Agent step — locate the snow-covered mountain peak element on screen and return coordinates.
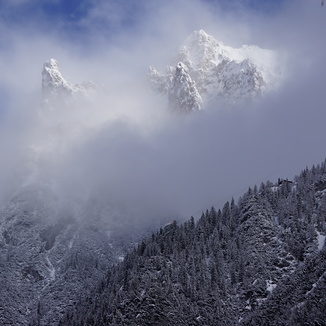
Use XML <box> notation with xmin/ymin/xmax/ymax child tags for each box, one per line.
<box><xmin>42</xmin><ymin>59</ymin><xmax>71</xmax><ymax>93</ymax></box>
<box><xmin>149</xmin><ymin>30</ymin><xmax>282</xmax><ymax>112</ymax></box>
<box><xmin>179</xmin><ymin>29</ymin><xmax>222</xmax><ymax>70</ymax></box>
<box><xmin>183</xmin><ymin>29</ymin><xmax>219</xmax><ymax>50</ymax></box>
<box><xmin>44</xmin><ymin>58</ymin><xmax>59</xmax><ymax>70</ymax></box>
<box><xmin>183</xmin><ymin>29</ymin><xmax>220</xmax><ymax>50</ymax></box>
<box><xmin>42</xmin><ymin>58</ymin><xmax>95</xmax><ymax>106</ymax></box>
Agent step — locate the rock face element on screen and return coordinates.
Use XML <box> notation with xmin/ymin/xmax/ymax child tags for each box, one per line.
<box><xmin>149</xmin><ymin>30</ymin><xmax>281</xmax><ymax>112</ymax></box>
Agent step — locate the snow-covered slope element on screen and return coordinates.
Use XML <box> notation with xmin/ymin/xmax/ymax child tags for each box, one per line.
<box><xmin>0</xmin><ymin>181</ymin><xmax>144</xmax><ymax>326</ymax></box>
<box><xmin>0</xmin><ymin>183</ymin><xmax>123</xmax><ymax>326</ymax></box>
<box><xmin>149</xmin><ymin>30</ymin><xmax>281</xmax><ymax>112</ymax></box>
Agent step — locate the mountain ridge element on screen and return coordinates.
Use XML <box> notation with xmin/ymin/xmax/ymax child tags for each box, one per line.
<box><xmin>149</xmin><ymin>30</ymin><xmax>281</xmax><ymax>112</ymax></box>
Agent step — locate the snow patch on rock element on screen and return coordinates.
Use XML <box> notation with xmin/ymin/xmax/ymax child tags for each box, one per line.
<box><xmin>316</xmin><ymin>230</ymin><xmax>325</xmax><ymax>251</ymax></box>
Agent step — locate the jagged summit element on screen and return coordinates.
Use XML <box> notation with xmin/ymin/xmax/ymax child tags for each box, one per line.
<box><xmin>179</xmin><ymin>29</ymin><xmax>222</xmax><ymax>70</ymax></box>
<box><xmin>149</xmin><ymin>30</ymin><xmax>281</xmax><ymax>112</ymax></box>
<box><xmin>42</xmin><ymin>59</ymin><xmax>73</xmax><ymax>95</ymax></box>
<box><xmin>42</xmin><ymin>58</ymin><xmax>94</xmax><ymax>105</ymax></box>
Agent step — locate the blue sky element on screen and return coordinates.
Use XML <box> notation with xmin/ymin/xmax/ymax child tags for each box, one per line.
<box><xmin>0</xmin><ymin>0</ymin><xmax>286</xmax><ymax>42</ymax></box>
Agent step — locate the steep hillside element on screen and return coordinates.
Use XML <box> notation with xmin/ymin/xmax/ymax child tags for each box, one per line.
<box><xmin>0</xmin><ymin>184</ymin><xmax>125</xmax><ymax>326</ymax></box>
<box><xmin>59</xmin><ymin>160</ymin><xmax>326</xmax><ymax>326</ymax></box>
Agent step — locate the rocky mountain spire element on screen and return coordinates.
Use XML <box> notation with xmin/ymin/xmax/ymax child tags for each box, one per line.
<box><xmin>168</xmin><ymin>62</ymin><xmax>203</xmax><ymax>112</ymax></box>
<box><xmin>42</xmin><ymin>59</ymin><xmax>73</xmax><ymax>96</ymax></box>
<box><xmin>41</xmin><ymin>59</ymin><xmax>94</xmax><ymax>106</ymax></box>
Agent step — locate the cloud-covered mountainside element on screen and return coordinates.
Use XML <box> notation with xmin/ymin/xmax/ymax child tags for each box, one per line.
<box><xmin>0</xmin><ymin>17</ymin><xmax>326</xmax><ymax>325</ymax></box>
<box><xmin>149</xmin><ymin>30</ymin><xmax>281</xmax><ymax>112</ymax></box>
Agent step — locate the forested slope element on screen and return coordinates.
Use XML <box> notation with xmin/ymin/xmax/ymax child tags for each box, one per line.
<box><xmin>60</xmin><ymin>160</ymin><xmax>326</xmax><ymax>326</ymax></box>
